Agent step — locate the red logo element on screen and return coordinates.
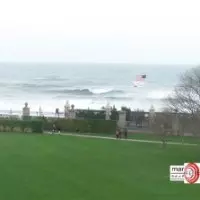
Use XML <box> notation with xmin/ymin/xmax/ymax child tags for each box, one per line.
<box><xmin>184</xmin><ymin>163</ymin><xmax>200</xmax><ymax>184</ymax></box>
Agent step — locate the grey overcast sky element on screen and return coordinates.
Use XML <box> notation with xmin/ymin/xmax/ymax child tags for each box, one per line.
<box><xmin>0</xmin><ymin>0</ymin><xmax>200</xmax><ymax>65</ymax></box>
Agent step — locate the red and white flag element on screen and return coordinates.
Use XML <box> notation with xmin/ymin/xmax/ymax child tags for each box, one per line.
<box><xmin>133</xmin><ymin>74</ymin><xmax>146</xmax><ymax>87</ymax></box>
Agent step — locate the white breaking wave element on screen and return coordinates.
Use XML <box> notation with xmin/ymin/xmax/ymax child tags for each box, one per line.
<box><xmin>90</xmin><ymin>88</ymin><xmax>114</xmax><ymax>94</ymax></box>
<box><xmin>147</xmin><ymin>89</ymin><xmax>173</xmax><ymax>99</ymax></box>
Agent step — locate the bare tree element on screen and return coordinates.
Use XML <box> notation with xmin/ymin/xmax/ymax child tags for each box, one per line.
<box><xmin>165</xmin><ymin>66</ymin><xmax>200</xmax><ymax>136</ymax></box>
<box><xmin>149</xmin><ymin>109</ymin><xmax>173</xmax><ymax>148</ymax></box>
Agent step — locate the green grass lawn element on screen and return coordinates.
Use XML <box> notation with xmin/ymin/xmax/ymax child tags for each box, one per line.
<box><xmin>0</xmin><ymin>133</ymin><xmax>199</xmax><ymax>200</ymax></box>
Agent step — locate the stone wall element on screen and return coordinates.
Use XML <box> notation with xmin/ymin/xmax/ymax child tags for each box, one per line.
<box><xmin>117</xmin><ymin>111</ymin><xmax>127</xmax><ymax>128</ymax></box>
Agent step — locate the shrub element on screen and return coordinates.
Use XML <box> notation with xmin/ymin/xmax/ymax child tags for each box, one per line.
<box><xmin>43</xmin><ymin>118</ymin><xmax>116</xmax><ymax>134</ymax></box>
<box><xmin>0</xmin><ymin>118</ymin><xmax>116</xmax><ymax>135</ymax></box>
<box><xmin>76</xmin><ymin>110</ymin><xmax>105</xmax><ymax>120</ymax></box>
<box><xmin>0</xmin><ymin>119</ymin><xmax>43</xmax><ymax>133</ymax></box>
<box><xmin>29</xmin><ymin>120</ymin><xmax>43</xmax><ymax>133</ymax></box>
<box><xmin>88</xmin><ymin>119</ymin><xmax>116</xmax><ymax>134</ymax></box>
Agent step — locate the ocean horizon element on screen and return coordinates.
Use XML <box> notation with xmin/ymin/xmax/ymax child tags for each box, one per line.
<box><xmin>0</xmin><ymin>62</ymin><xmax>194</xmax><ymax>114</ymax></box>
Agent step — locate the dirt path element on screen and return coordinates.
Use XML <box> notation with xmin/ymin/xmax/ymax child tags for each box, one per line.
<box><xmin>54</xmin><ymin>133</ymin><xmax>198</xmax><ymax>146</ymax></box>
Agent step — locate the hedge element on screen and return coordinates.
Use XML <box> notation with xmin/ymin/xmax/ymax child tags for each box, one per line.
<box><xmin>87</xmin><ymin>119</ymin><xmax>116</xmax><ymax>134</ymax></box>
<box><xmin>76</xmin><ymin>109</ymin><xmax>119</xmax><ymax>120</ymax></box>
<box><xmin>76</xmin><ymin>110</ymin><xmax>106</xmax><ymax>120</ymax></box>
<box><xmin>0</xmin><ymin>119</ymin><xmax>43</xmax><ymax>133</ymax></box>
<box><xmin>0</xmin><ymin>118</ymin><xmax>117</xmax><ymax>135</ymax></box>
<box><xmin>43</xmin><ymin>118</ymin><xmax>116</xmax><ymax>134</ymax></box>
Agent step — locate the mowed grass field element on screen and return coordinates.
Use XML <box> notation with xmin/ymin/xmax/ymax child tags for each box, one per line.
<box><xmin>0</xmin><ymin>133</ymin><xmax>199</xmax><ymax>200</ymax></box>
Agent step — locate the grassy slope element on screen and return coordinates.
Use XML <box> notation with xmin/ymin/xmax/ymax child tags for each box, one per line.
<box><xmin>0</xmin><ymin>133</ymin><xmax>199</xmax><ymax>200</ymax></box>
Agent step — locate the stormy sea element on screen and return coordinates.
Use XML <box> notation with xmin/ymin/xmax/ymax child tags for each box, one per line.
<box><xmin>0</xmin><ymin>62</ymin><xmax>193</xmax><ymax>115</ymax></box>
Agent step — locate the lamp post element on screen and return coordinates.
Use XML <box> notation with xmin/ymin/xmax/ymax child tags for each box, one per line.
<box><xmin>173</xmin><ymin>108</ymin><xmax>178</xmax><ymax>136</ymax></box>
